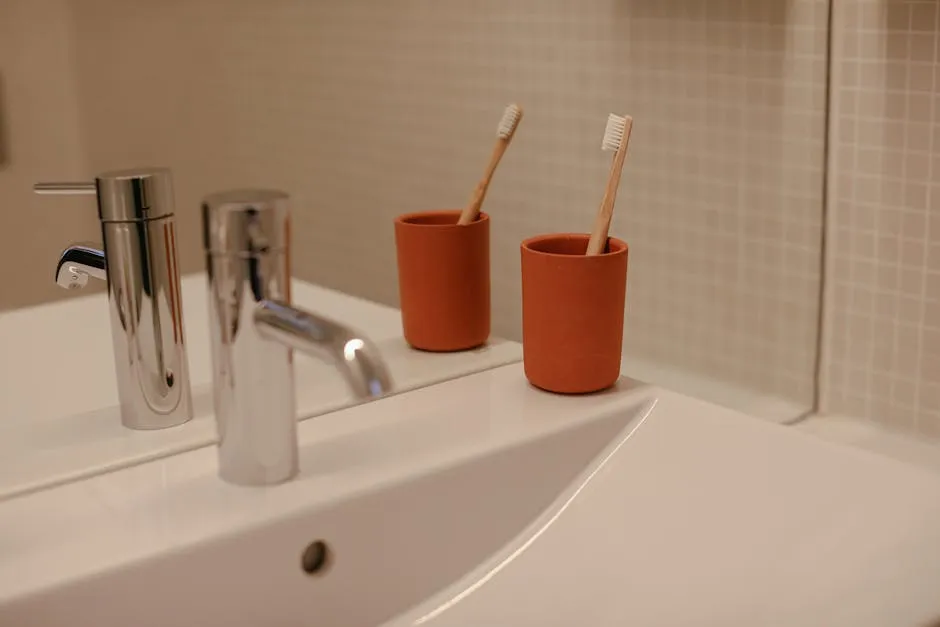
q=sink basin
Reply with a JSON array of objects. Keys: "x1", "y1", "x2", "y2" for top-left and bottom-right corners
[
  {"x1": 0, "y1": 367, "x2": 652, "y2": 626},
  {"x1": 6, "y1": 364, "x2": 940, "y2": 626},
  {"x1": 386, "y1": 384, "x2": 940, "y2": 627}
]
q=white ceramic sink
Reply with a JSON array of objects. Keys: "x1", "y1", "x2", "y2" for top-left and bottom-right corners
[
  {"x1": 6, "y1": 364, "x2": 940, "y2": 626},
  {"x1": 0, "y1": 367, "x2": 652, "y2": 626},
  {"x1": 388, "y1": 383, "x2": 940, "y2": 627}
]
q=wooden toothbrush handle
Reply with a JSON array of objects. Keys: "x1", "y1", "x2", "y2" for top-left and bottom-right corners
[
  {"x1": 586, "y1": 118, "x2": 634, "y2": 255},
  {"x1": 459, "y1": 138, "x2": 511, "y2": 225}
]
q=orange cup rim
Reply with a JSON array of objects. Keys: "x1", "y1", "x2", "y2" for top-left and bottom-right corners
[
  {"x1": 522, "y1": 233, "x2": 628, "y2": 257},
  {"x1": 396, "y1": 210, "x2": 490, "y2": 228}
]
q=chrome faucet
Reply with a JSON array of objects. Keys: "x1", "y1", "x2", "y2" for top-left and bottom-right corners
[
  {"x1": 35, "y1": 168, "x2": 193, "y2": 430},
  {"x1": 201, "y1": 189, "x2": 392, "y2": 486}
]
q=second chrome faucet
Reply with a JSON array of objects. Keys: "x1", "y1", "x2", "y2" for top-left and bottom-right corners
[{"x1": 202, "y1": 189, "x2": 392, "y2": 486}]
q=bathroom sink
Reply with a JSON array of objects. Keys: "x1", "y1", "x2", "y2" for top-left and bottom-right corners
[
  {"x1": 386, "y1": 383, "x2": 940, "y2": 627},
  {"x1": 0, "y1": 367, "x2": 652, "y2": 626},
  {"x1": 6, "y1": 364, "x2": 940, "y2": 626}
]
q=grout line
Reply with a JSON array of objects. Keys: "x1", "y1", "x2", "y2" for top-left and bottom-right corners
[
  {"x1": 872, "y1": 3, "x2": 912, "y2": 425},
  {"x1": 912, "y1": 0, "x2": 940, "y2": 434},
  {"x1": 886, "y1": 3, "x2": 914, "y2": 428},
  {"x1": 863, "y1": 1, "x2": 881, "y2": 422},
  {"x1": 813, "y1": 0, "x2": 837, "y2": 416}
]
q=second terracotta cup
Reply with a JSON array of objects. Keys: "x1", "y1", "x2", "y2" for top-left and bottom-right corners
[
  {"x1": 521, "y1": 233, "x2": 628, "y2": 394},
  {"x1": 395, "y1": 210, "x2": 490, "y2": 351}
]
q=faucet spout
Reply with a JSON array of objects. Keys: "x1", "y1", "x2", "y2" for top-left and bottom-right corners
[
  {"x1": 55, "y1": 243, "x2": 106, "y2": 289},
  {"x1": 254, "y1": 300, "x2": 392, "y2": 399}
]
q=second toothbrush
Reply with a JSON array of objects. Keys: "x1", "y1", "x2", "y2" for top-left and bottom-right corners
[{"x1": 395, "y1": 104, "x2": 523, "y2": 352}]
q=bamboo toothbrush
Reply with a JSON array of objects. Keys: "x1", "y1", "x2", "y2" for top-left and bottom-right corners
[
  {"x1": 457, "y1": 104, "x2": 524, "y2": 225},
  {"x1": 586, "y1": 113, "x2": 633, "y2": 256}
]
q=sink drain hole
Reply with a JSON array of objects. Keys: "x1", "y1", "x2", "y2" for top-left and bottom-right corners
[{"x1": 301, "y1": 540, "x2": 332, "y2": 576}]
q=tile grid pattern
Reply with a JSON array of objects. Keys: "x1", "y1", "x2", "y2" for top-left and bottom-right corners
[
  {"x1": 825, "y1": 0, "x2": 940, "y2": 436},
  {"x1": 68, "y1": 0, "x2": 829, "y2": 409}
]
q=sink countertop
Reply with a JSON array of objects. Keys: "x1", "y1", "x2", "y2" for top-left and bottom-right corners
[
  {"x1": 2, "y1": 362, "x2": 940, "y2": 625},
  {"x1": 0, "y1": 365, "x2": 655, "y2": 607},
  {"x1": 0, "y1": 274, "x2": 521, "y2": 500},
  {"x1": 386, "y1": 384, "x2": 940, "y2": 627}
]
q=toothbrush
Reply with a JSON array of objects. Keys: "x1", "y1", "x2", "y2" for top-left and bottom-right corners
[
  {"x1": 586, "y1": 113, "x2": 633, "y2": 256},
  {"x1": 457, "y1": 104, "x2": 524, "y2": 225}
]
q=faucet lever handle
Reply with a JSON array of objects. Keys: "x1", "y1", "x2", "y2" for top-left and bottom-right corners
[
  {"x1": 55, "y1": 243, "x2": 106, "y2": 289},
  {"x1": 33, "y1": 182, "x2": 97, "y2": 195}
]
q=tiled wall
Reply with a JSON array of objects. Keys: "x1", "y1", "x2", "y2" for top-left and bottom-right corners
[
  {"x1": 0, "y1": 0, "x2": 98, "y2": 309},
  {"x1": 64, "y1": 0, "x2": 829, "y2": 411},
  {"x1": 824, "y1": 0, "x2": 940, "y2": 436}
]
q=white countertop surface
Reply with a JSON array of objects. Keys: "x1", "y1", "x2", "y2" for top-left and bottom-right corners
[
  {"x1": 2, "y1": 364, "x2": 939, "y2": 625},
  {"x1": 0, "y1": 274, "x2": 521, "y2": 500},
  {"x1": 0, "y1": 365, "x2": 652, "y2": 609},
  {"x1": 387, "y1": 379, "x2": 940, "y2": 627}
]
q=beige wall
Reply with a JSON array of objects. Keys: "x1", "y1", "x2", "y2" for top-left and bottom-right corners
[
  {"x1": 0, "y1": 0, "x2": 99, "y2": 309},
  {"x1": 823, "y1": 0, "x2": 940, "y2": 436},
  {"x1": 60, "y1": 0, "x2": 829, "y2": 412}
]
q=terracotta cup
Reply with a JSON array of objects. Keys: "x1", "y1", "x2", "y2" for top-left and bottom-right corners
[
  {"x1": 395, "y1": 210, "x2": 490, "y2": 351},
  {"x1": 521, "y1": 233, "x2": 628, "y2": 394}
]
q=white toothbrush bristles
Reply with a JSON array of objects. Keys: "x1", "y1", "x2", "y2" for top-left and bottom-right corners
[
  {"x1": 601, "y1": 113, "x2": 628, "y2": 152},
  {"x1": 497, "y1": 104, "x2": 523, "y2": 139}
]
